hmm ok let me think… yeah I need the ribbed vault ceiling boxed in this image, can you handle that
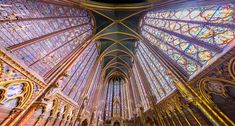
[91,8,144,80]
[41,0,182,81]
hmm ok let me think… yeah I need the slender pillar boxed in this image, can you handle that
[166,111,176,126]
[59,114,67,126]
[52,112,62,126]
[45,116,54,126]
[0,108,21,126]
[162,112,171,126]
[69,112,79,126]
[17,102,46,126]
[64,116,70,126]
[177,108,191,126]
[126,77,136,117]
[138,107,145,125]
[34,105,46,126]
[70,118,76,126]
[184,106,202,126]
[173,111,183,126]
[158,113,167,126]
[175,81,235,126]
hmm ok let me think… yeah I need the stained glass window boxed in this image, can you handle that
[120,79,128,118]
[0,0,94,77]
[104,77,128,120]
[105,79,113,120]
[0,60,40,109]
[140,3,235,75]
[133,64,150,110]
[61,42,98,102]
[87,65,102,111]
[7,84,24,98]
[136,42,176,102]
[3,98,19,108]
[2,84,24,108]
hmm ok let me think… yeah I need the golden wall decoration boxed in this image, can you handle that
[198,77,235,104]
[0,78,33,108]
[50,98,59,117]
[0,50,46,88]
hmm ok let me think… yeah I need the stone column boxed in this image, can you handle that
[175,81,235,125]
[34,104,47,126]
[1,108,22,126]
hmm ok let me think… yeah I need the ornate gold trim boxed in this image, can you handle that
[104,63,128,73]
[50,98,59,117]
[0,50,46,88]
[101,49,133,60]
[98,38,135,58]
[0,78,34,108]
[95,32,140,40]
[198,77,235,104]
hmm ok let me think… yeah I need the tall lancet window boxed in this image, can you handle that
[87,65,102,111]
[120,79,128,119]
[114,79,121,117]
[105,79,113,120]
[140,3,235,75]
[133,63,150,110]
[104,77,127,120]
[61,42,98,102]
[136,42,176,102]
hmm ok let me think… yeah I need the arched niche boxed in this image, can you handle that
[111,118,123,126]
[81,119,88,126]
[113,121,120,126]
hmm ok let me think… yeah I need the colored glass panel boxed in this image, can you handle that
[141,3,235,75]
[0,0,94,78]
[136,42,176,102]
